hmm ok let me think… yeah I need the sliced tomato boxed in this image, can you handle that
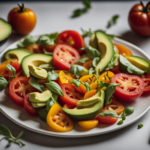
[56,30,85,54]
[63,104,75,109]
[96,115,118,125]
[78,120,98,130]
[142,78,150,95]
[60,83,84,107]
[111,73,144,102]
[39,44,56,52]
[9,76,38,106]
[24,93,38,115]
[53,44,80,70]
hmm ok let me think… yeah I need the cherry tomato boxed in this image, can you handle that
[142,78,150,95]
[60,83,84,107]
[116,45,133,57]
[145,73,150,78]
[96,115,118,125]
[25,44,43,53]
[53,44,80,70]
[47,103,74,132]
[39,44,56,52]
[24,93,38,115]
[9,76,37,106]
[111,73,144,102]
[128,1,150,36]
[57,30,85,54]
[8,3,36,35]
[78,120,98,130]
[110,62,120,74]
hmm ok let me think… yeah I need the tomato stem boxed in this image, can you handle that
[17,3,26,13]
[134,1,150,13]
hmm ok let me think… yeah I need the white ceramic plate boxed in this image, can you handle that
[0,36,150,138]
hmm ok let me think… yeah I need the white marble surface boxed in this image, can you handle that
[0,1,150,150]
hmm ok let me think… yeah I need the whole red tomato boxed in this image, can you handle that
[128,1,150,36]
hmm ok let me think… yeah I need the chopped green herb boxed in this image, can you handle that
[106,15,119,28]
[138,124,143,129]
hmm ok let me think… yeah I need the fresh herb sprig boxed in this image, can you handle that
[71,0,91,18]
[0,125,25,146]
[138,124,143,129]
[106,15,119,28]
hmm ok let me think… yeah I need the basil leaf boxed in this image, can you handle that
[81,28,93,38]
[105,54,120,70]
[37,108,47,122]
[121,111,126,120]
[49,32,58,41]
[117,120,123,125]
[75,57,90,63]
[84,46,101,59]
[17,36,36,48]
[89,67,96,74]
[124,107,134,116]
[95,111,119,118]
[105,83,120,105]
[82,82,91,92]
[138,124,143,129]
[0,76,8,91]
[96,81,110,93]
[46,98,54,112]
[70,79,81,88]
[52,93,59,101]
[47,71,59,82]
[6,64,16,79]
[70,65,85,78]
[43,49,53,56]
[37,35,54,46]
[28,77,46,92]
[46,81,64,96]
[93,57,101,68]
[106,15,119,28]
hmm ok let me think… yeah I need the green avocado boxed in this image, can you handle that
[31,102,47,108]
[126,56,150,71]
[63,90,105,120]
[29,90,52,103]
[90,31,114,75]
[21,54,53,77]
[28,65,48,79]
[4,49,31,64]
[0,18,12,46]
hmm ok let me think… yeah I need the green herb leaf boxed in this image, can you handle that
[52,93,59,101]
[124,107,134,116]
[75,57,90,63]
[117,120,123,125]
[138,124,143,129]
[46,81,64,96]
[89,67,96,74]
[69,65,85,78]
[17,36,36,48]
[121,111,126,120]
[82,82,91,92]
[70,79,81,88]
[6,64,16,80]
[0,76,8,91]
[81,28,93,38]
[95,111,119,118]
[92,57,101,68]
[47,71,59,82]
[83,46,101,59]
[107,15,119,28]
[105,54,120,70]
[28,77,46,92]
[37,35,54,46]
[43,49,53,56]
[49,32,58,41]
[0,125,25,146]
[105,83,120,105]
[71,0,91,18]
[37,108,47,122]
[96,81,110,93]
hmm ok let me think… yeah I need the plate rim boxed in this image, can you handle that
[0,36,150,138]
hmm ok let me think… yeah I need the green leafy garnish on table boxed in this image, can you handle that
[71,0,91,18]
[0,125,25,146]
[138,124,143,129]
[106,15,119,28]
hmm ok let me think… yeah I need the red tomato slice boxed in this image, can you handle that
[56,30,85,54]
[59,83,84,107]
[111,73,144,102]
[24,93,38,115]
[9,76,38,106]
[53,44,80,70]
[142,78,150,95]
[96,116,118,125]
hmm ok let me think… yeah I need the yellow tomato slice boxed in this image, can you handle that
[84,90,96,100]
[2,58,18,64]
[47,103,74,132]
[78,120,98,130]
[99,71,114,83]
[83,60,93,70]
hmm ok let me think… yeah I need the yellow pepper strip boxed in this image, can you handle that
[84,90,96,100]
[78,120,98,130]
[47,103,74,132]
[59,71,75,85]
[2,58,18,64]
[98,71,114,83]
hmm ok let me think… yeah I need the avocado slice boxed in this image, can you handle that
[126,56,150,71]
[4,49,31,64]
[0,18,12,46]
[63,90,105,120]
[89,31,114,75]
[22,54,53,77]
